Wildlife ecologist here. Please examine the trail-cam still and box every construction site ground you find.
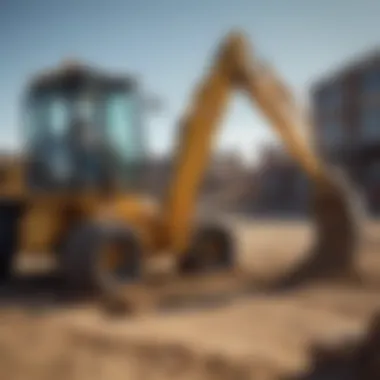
[1,216,380,380]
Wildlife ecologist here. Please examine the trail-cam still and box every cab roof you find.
[27,60,137,96]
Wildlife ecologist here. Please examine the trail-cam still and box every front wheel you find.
[60,221,143,298]
[177,223,236,275]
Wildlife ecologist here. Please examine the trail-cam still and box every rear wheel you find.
[177,224,235,275]
[60,221,143,297]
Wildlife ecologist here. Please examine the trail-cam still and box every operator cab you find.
[23,60,146,192]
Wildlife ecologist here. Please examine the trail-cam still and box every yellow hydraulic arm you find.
[163,31,331,254]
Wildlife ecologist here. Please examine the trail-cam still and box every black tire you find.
[59,221,143,296]
[0,203,21,283]
[177,223,235,274]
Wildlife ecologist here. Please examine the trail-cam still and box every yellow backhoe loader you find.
[0,30,362,305]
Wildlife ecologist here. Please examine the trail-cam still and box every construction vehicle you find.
[0,31,361,303]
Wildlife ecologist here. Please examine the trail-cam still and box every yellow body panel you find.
[20,200,66,253]
[16,193,162,256]
[0,156,25,199]
[92,194,163,251]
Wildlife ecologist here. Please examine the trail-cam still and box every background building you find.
[253,146,309,216]
[143,151,250,207]
[312,49,380,214]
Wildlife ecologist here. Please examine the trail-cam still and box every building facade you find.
[312,49,380,214]
[253,146,309,216]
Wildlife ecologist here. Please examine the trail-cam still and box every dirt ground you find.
[1,218,380,380]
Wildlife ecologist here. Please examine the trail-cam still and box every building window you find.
[360,106,380,142]
[361,69,380,94]
[315,84,342,112]
[321,120,342,147]
[364,162,380,205]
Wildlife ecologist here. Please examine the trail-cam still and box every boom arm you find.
[162,31,328,253]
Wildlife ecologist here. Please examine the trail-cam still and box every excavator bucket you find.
[273,166,365,289]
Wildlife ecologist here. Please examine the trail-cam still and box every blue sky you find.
[1,0,380,162]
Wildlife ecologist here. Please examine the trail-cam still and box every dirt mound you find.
[0,311,70,380]
[66,332,277,380]
[0,217,378,380]
[0,309,281,380]
[0,286,378,380]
